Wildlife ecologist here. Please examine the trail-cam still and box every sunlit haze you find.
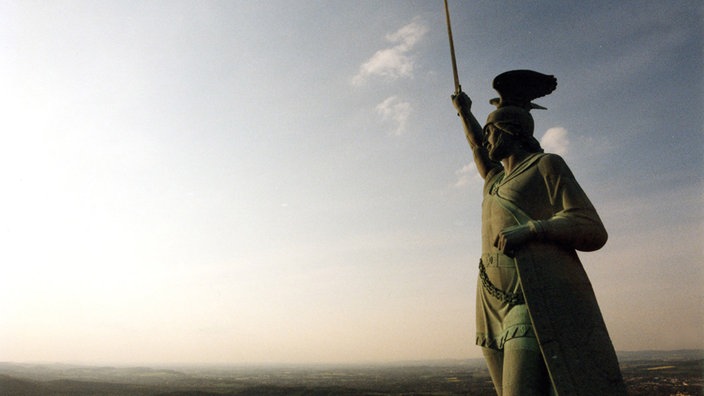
[1,0,702,365]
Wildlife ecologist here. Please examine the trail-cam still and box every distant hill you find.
[617,349,703,361]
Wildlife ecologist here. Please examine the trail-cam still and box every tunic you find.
[475,152,626,394]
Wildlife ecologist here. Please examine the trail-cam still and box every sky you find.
[0,0,702,365]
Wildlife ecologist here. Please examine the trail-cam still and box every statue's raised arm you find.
[450,70,559,180]
[451,91,501,179]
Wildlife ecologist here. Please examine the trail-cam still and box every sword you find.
[444,0,461,95]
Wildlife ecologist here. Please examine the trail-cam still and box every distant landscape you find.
[0,350,701,395]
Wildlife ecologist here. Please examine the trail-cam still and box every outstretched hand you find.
[493,224,533,257]
[451,91,472,114]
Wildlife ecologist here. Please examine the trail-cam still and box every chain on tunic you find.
[478,259,524,306]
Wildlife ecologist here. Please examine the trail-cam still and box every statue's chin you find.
[488,146,507,162]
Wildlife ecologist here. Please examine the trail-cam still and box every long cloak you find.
[486,153,626,395]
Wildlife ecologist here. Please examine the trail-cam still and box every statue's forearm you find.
[459,109,500,179]
[458,108,484,149]
[451,92,500,179]
[530,214,608,252]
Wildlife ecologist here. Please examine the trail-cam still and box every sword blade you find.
[444,0,461,94]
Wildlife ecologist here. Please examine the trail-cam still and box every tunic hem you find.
[476,323,535,350]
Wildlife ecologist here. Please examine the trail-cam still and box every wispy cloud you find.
[352,18,428,86]
[454,163,481,188]
[375,96,411,136]
[540,127,569,155]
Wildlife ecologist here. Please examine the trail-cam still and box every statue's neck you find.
[502,149,531,176]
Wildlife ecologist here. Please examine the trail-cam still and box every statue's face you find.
[484,124,514,161]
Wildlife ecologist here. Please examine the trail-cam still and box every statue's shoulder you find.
[536,152,564,164]
[535,153,572,176]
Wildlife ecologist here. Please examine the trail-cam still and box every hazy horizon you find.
[2,348,702,367]
[1,0,702,365]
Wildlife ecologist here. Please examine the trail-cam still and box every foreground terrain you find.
[0,350,701,395]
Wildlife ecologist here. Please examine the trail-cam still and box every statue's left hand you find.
[494,224,533,257]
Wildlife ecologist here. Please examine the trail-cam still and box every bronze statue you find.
[451,70,626,395]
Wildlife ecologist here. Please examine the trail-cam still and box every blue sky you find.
[0,0,701,364]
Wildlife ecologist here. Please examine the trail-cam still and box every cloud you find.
[454,163,481,188]
[540,127,569,155]
[352,18,428,85]
[375,96,411,136]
